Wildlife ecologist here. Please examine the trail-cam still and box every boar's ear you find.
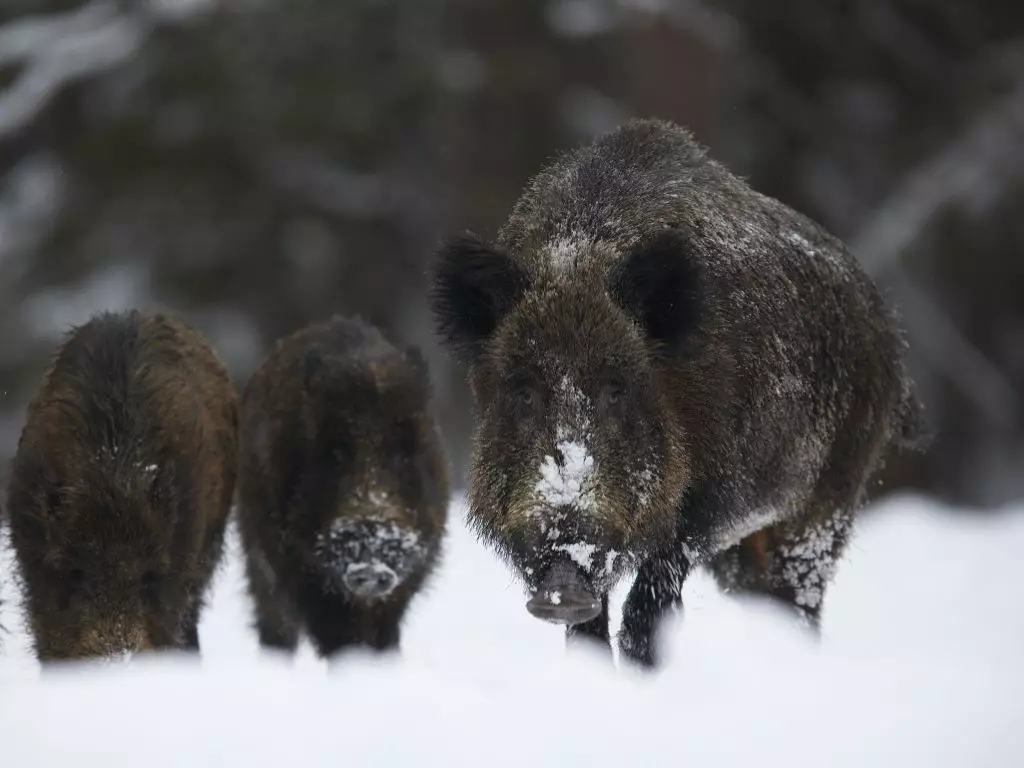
[610,229,703,356]
[430,232,530,361]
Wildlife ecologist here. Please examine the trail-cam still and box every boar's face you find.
[300,347,444,600]
[432,231,700,595]
[27,474,175,661]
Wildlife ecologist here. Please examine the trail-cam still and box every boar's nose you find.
[343,562,399,599]
[526,560,602,626]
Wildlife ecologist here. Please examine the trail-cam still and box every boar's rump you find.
[7,310,239,662]
[431,117,927,669]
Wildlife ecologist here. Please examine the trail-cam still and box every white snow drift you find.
[1,493,1023,766]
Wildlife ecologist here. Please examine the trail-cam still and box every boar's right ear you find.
[429,233,530,361]
[610,229,704,357]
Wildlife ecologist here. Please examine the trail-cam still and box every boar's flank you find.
[431,117,927,670]
[7,310,239,662]
[236,315,450,658]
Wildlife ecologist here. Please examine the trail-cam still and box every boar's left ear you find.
[610,229,704,356]
[429,232,530,361]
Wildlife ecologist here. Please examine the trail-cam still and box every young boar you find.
[431,118,926,669]
[7,310,239,662]
[236,316,450,658]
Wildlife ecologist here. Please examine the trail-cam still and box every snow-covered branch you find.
[848,73,1024,426]
[888,270,1020,426]
[852,74,1024,275]
[0,0,217,140]
[0,2,144,138]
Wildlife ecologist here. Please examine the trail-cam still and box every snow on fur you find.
[533,376,600,513]
[534,436,596,510]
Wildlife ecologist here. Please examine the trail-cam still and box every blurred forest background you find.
[0,0,1021,509]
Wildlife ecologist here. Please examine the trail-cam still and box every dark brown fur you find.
[236,315,450,658]
[7,310,239,662]
[431,118,926,669]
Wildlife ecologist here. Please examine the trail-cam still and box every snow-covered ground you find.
[1,493,1023,766]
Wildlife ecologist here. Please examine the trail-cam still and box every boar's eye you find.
[515,386,543,413]
[509,384,543,420]
[600,384,626,414]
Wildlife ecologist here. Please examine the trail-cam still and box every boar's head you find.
[432,228,703,615]
[296,342,447,602]
[17,454,182,661]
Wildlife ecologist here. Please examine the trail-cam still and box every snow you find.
[776,508,849,611]
[534,436,597,510]
[2,493,1024,766]
[553,540,598,571]
[602,548,619,576]
[314,517,427,587]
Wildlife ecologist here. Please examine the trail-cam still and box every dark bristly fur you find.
[430,118,927,670]
[7,310,239,662]
[236,315,450,659]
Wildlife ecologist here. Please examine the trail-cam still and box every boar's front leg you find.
[182,598,202,652]
[244,551,300,653]
[618,555,689,670]
[297,582,402,659]
[565,594,611,657]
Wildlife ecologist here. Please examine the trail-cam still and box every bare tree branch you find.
[888,269,1020,426]
[846,72,1024,426]
[0,0,217,141]
[852,74,1024,275]
[0,2,145,139]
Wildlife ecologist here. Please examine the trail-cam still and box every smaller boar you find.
[236,315,450,658]
[7,310,239,662]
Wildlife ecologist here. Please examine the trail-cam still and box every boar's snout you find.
[316,516,427,598]
[526,560,602,626]
[343,562,399,599]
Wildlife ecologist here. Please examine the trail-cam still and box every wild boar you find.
[236,315,450,658]
[7,310,239,662]
[430,118,926,669]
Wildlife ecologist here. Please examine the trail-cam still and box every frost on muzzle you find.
[520,429,625,626]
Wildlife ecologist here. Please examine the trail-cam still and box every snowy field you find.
[2,493,1023,766]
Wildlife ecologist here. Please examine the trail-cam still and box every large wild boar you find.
[430,118,927,669]
[7,310,239,662]
[236,315,450,658]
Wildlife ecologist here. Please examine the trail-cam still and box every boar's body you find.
[432,118,926,668]
[236,316,449,658]
[7,310,239,662]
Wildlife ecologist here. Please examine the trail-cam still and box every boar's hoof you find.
[526,562,601,626]
[344,563,399,599]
